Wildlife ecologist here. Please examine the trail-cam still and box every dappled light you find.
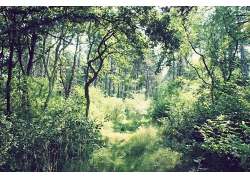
[0,6,250,172]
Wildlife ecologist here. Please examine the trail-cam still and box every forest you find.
[0,6,250,172]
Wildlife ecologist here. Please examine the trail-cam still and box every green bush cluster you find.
[124,93,151,120]
[151,78,250,171]
[151,78,199,143]
[0,82,101,172]
[196,82,250,171]
[104,97,126,122]
[89,87,152,133]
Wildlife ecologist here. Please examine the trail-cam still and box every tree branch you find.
[185,58,211,86]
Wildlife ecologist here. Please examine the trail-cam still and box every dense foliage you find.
[0,6,250,172]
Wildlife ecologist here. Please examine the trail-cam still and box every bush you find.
[124,93,151,120]
[104,97,126,122]
[0,95,101,172]
[151,78,199,143]
[88,88,152,133]
[193,82,250,171]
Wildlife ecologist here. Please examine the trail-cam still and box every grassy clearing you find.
[90,124,182,172]
[86,88,183,172]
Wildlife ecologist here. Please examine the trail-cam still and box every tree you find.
[84,28,116,117]
[80,6,180,117]
[175,6,250,171]
[0,6,182,171]
[180,6,250,102]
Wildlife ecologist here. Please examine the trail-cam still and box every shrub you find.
[125,126,159,157]
[192,82,250,171]
[104,97,126,122]
[151,78,199,143]
[0,95,101,172]
[124,93,151,120]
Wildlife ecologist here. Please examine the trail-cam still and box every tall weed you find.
[90,126,182,172]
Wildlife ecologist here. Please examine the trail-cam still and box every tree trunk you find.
[26,31,37,76]
[146,68,149,97]
[108,77,111,96]
[44,35,62,109]
[117,81,120,98]
[84,29,114,117]
[6,30,15,115]
[172,59,175,80]
[65,34,79,98]
[177,56,183,77]
[85,81,91,118]
[240,44,248,79]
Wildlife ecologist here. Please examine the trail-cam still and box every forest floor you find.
[90,116,183,172]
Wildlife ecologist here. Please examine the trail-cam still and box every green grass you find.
[90,124,182,172]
